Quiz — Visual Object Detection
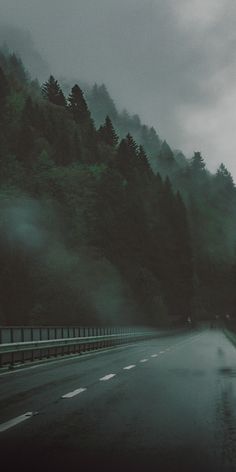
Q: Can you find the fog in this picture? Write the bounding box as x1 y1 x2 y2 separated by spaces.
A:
0 197 135 325
1 0 236 178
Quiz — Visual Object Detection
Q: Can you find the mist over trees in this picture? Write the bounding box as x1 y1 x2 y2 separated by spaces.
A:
0 48 235 327
0 23 49 82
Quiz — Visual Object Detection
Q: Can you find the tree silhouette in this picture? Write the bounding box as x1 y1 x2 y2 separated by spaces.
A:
68 84 91 126
42 75 66 107
98 116 118 147
190 151 206 172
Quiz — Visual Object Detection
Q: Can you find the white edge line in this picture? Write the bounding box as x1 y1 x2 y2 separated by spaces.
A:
62 388 87 399
0 412 34 433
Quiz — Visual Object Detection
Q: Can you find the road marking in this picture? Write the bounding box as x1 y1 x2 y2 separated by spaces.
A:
159 351 165 354
140 359 148 363
100 374 116 381
151 354 158 358
0 412 34 433
62 388 86 399
123 365 136 370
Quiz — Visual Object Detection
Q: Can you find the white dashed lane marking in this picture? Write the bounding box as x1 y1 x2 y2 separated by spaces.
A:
0 412 34 433
62 388 87 399
100 374 116 381
0 334 205 435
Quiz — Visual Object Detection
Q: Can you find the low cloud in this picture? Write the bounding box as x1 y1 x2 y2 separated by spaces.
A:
1 0 236 177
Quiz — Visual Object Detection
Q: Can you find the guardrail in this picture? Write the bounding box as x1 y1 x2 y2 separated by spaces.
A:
0 326 157 368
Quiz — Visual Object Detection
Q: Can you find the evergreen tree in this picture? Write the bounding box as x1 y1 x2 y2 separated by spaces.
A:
126 133 138 156
156 140 177 177
116 133 139 179
190 151 206 172
137 145 151 174
216 163 234 191
68 84 91 126
8 53 28 85
214 163 236 215
42 76 66 107
2 46 236 326
87 84 118 126
98 115 118 147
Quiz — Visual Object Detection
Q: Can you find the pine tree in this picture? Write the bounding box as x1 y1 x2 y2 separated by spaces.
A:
216 163 234 190
156 140 176 177
190 151 206 172
87 83 118 126
214 163 235 212
98 116 118 147
68 85 99 162
8 53 28 84
126 133 138 156
42 76 66 107
116 133 139 179
137 145 151 173
68 84 91 126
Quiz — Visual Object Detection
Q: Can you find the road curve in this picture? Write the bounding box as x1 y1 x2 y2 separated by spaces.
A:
1 329 236 471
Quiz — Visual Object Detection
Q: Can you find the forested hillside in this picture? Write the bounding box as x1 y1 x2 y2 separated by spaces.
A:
0 49 235 326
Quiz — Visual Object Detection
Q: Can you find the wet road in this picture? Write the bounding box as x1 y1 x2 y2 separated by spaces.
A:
1 329 236 471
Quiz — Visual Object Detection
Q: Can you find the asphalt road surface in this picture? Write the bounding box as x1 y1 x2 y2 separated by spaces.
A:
1 328 236 472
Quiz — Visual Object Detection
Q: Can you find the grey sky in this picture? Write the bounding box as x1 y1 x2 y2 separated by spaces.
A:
1 0 236 178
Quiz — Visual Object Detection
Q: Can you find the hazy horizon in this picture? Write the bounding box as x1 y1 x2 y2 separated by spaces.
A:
1 0 236 179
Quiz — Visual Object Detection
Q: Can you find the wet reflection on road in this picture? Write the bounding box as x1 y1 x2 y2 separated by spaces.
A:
216 357 236 472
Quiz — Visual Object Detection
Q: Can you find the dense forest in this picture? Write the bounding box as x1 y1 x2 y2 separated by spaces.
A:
0 49 235 327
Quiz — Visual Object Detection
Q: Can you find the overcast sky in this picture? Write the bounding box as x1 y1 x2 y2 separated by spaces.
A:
1 0 236 178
